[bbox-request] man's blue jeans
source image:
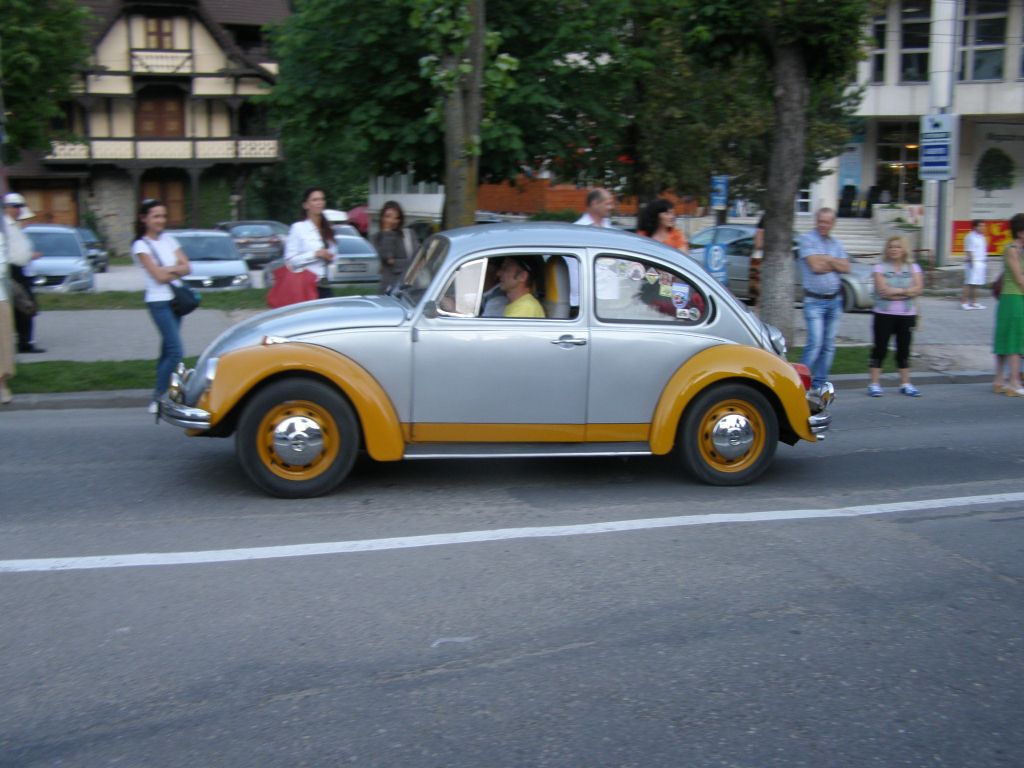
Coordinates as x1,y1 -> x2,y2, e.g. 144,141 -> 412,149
146,301 -> 183,399
801,295 -> 842,388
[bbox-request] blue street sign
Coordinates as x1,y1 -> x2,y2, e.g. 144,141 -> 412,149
710,175 -> 729,210
918,114 -> 959,181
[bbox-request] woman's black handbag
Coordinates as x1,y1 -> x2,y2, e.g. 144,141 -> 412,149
170,282 -> 200,316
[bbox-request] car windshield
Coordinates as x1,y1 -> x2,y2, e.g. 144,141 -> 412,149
26,231 -> 82,258
336,237 -> 375,255
398,236 -> 449,304
231,224 -> 275,238
689,229 -> 716,247
76,228 -> 100,244
176,235 -> 242,261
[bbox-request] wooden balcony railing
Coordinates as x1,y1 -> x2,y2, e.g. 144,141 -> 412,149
46,138 -> 280,163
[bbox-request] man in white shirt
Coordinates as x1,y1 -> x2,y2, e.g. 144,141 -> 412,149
574,188 -> 615,228
3,193 -> 44,353
960,219 -> 988,310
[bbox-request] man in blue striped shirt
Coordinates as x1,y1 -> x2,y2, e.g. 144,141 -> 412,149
798,208 -> 850,392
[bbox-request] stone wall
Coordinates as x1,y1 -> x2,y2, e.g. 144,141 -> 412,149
88,169 -> 135,257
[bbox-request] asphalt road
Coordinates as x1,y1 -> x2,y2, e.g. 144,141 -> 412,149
1,385 -> 1022,766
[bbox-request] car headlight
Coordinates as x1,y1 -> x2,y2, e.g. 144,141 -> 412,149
231,274 -> 250,287
202,357 -> 219,385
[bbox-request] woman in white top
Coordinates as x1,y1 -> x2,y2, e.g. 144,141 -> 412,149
0,225 -> 13,404
131,198 -> 191,413
285,187 -> 336,299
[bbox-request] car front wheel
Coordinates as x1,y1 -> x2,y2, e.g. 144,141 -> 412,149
677,383 -> 778,485
236,378 -> 360,498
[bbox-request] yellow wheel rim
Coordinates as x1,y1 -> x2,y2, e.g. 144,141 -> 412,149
696,398 -> 766,474
255,399 -> 340,481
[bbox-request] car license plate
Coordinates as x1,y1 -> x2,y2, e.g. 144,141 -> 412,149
336,264 -> 367,272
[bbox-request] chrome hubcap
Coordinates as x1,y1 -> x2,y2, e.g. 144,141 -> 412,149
710,414 -> 754,460
271,416 -> 324,464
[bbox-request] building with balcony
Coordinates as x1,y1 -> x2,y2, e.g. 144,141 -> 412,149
810,0 -> 1024,255
6,0 -> 289,251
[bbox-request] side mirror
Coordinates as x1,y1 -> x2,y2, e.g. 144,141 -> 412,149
422,300 -> 438,318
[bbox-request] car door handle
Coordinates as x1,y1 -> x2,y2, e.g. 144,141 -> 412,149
551,335 -> 587,347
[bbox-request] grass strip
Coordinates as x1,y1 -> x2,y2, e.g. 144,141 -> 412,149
36,286 -> 374,311
10,347 -> 888,395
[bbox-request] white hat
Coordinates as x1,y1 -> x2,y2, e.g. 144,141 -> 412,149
3,192 -> 35,220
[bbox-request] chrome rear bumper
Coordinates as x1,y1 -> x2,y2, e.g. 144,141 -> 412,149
806,382 -> 835,440
158,397 -> 212,430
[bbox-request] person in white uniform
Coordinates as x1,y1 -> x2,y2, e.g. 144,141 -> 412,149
961,219 -> 988,310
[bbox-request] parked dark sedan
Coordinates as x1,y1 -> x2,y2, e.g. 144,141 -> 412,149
75,227 -> 110,272
215,220 -> 288,268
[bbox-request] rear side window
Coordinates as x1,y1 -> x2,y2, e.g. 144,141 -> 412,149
594,255 -> 707,326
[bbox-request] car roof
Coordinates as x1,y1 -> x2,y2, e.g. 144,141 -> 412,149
439,222 -> 684,260
219,220 -> 284,226
169,229 -> 232,237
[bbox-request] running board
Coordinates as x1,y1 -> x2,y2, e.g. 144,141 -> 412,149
403,442 -> 652,459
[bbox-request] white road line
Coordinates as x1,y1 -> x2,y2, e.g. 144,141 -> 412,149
2,492 -> 1023,574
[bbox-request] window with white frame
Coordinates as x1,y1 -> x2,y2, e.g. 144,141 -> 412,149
900,0 -> 930,82
959,0 -> 1007,81
871,14 -> 887,84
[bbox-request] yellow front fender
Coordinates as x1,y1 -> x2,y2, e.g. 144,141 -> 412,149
201,343 -> 405,461
649,345 -> 813,454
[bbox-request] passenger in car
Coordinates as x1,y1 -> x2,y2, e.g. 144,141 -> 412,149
480,259 -> 508,317
497,256 -> 545,318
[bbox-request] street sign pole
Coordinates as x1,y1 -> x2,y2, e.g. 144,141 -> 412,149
919,112 -> 959,267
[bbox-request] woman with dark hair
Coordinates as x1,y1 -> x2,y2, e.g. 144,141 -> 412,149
637,199 -> 688,253
372,200 -> 418,293
285,187 -> 336,299
993,212 -> 1024,396
131,198 -> 192,414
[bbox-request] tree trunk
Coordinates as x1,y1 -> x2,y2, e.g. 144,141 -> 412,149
442,0 -> 485,229
760,43 -> 809,343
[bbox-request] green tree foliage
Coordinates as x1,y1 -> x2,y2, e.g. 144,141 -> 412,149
682,0 -> 874,338
974,147 -> 1014,197
0,0 -> 92,160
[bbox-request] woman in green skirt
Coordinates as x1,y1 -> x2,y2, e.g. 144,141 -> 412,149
994,212 -> 1024,396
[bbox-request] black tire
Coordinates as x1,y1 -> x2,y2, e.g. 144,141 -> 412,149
677,383 -> 778,486
236,378 -> 360,498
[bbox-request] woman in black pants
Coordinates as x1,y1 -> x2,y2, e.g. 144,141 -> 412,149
867,235 -> 924,397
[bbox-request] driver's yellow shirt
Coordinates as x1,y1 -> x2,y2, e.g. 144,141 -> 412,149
503,293 -> 545,318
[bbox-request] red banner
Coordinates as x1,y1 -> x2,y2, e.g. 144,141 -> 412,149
952,220 -> 1011,256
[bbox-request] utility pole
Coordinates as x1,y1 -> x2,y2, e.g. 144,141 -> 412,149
0,32 -> 9,197
927,0 -> 958,267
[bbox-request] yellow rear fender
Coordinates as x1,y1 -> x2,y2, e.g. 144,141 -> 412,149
202,343 -> 405,461
649,345 -> 813,454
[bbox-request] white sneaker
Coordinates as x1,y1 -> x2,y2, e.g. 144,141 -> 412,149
147,401 -> 159,415
961,303 -> 974,310
971,303 -> 986,310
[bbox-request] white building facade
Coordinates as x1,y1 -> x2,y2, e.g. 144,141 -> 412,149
810,0 -> 1024,257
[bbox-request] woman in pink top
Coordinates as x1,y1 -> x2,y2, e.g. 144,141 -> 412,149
867,235 -> 924,397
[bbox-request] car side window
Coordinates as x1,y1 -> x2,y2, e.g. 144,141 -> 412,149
436,254 -> 581,320
733,238 -> 754,257
594,255 -> 708,325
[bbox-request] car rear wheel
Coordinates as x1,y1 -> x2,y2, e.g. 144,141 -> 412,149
236,378 -> 360,498
677,383 -> 778,485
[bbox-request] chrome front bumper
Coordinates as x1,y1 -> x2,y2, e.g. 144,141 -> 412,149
158,363 -> 212,430
158,397 -> 212,430
806,382 -> 835,440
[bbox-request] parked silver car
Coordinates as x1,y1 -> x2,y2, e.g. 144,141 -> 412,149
159,223 -> 832,498
170,230 -> 251,291
23,225 -> 95,292
688,224 -> 874,312
263,224 -> 380,288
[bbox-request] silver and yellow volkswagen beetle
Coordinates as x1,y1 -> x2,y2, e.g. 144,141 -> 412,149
160,223 -> 832,498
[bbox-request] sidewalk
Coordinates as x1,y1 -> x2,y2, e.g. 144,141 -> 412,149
6,295 -> 995,410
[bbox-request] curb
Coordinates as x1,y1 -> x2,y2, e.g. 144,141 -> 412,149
0,372 -> 996,411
